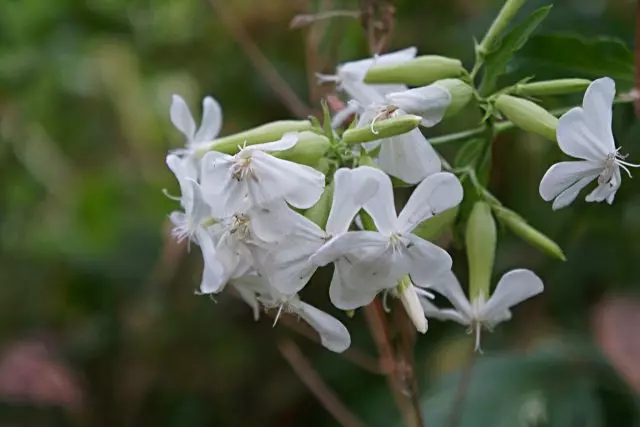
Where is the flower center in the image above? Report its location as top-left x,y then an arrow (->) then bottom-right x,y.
230,155 -> 253,181
229,214 -> 251,239
370,105 -> 399,134
388,233 -> 406,256
599,147 -> 640,186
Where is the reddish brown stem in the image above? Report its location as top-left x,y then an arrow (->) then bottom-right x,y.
635,0 -> 640,116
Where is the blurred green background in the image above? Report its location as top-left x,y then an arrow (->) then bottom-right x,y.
1,0 -> 640,426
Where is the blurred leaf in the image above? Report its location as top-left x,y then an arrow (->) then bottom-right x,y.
480,6 -> 552,95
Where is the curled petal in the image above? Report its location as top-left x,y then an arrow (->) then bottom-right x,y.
539,160 -> 600,207
385,84 -> 451,127
296,301 -> 351,353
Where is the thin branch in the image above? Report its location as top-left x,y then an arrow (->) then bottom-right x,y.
279,339 -> 368,427
209,0 -> 314,118
635,0 -> 640,116
446,348 -> 477,427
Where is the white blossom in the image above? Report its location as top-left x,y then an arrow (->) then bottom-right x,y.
539,77 -> 639,210
311,167 -> 463,309
170,94 -> 223,151
420,270 -> 544,351
200,133 -> 325,217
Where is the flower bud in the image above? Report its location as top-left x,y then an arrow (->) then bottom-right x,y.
514,79 -> 591,97
397,276 -> 427,333
494,94 -> 558,141
364,55 -> 465,86
412,206 -> 459,241
466,201 -> 496,301
434,79 -> 474,118
493,206 -> 566,261
342,115 -> 421,144
274,131 -> 330,166
303,180 -> 334,228
198,120 -> 313,156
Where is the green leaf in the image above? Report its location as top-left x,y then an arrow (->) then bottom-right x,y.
511,33 -> 635,84
480,6 -> 552,95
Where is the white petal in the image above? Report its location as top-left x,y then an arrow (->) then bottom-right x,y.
247,132 -> 298,153
361,168 -> 399,234
586,166 -> 621,203
582,77 -> 616,154
385,85 -> 451,127
398,172 -> 463,233
200,150 -> 234,195
296,301 -> 351,352
553,175 -> 598,210
232,282 -> 260,321
170,94 -> 196,141
378,129 -> 441,184
310,231 -> 388,266
329,260 -> 380,309
405,235 -> 453,285
338,47 -> 417,81
423,270 -> 473,320
481,269 -> 544,323
331,101 -> 362,128
399,285 -> 427,333
340,78 -> 386,105
248,150 -> 325,209
539,160 -> 600,202
326,167 -> 380,235
420,298 -> 469,325
195,227 -> 229,294
248,201 -> 297,243
193,96 -> 223,143
557,107 -> 609,161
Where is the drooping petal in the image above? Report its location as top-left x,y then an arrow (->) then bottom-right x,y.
423,271 -> 473,320
248,201 -> 297,243
557,107 -> 609,162
539,160 -> 600,203
331,100 -> 362,128
325,167 -> 380,235
377,129 -> 441,184
480,269 -> 544,325
338,47 -> 417,81
586,166 -> 620,203
248,150 -> 325,209
552,175 -> 598,210
247,132 -> 299,153
310,231 -> 388,266
193,96 -> 223,143
231,282 -> 261,321
420,298 -> 470,325
398,284 -> 428,333
405,235 -> 453,285
385,84 -> 451,127
361,167 -> 399,234
340,78 -> 387,106
296,301 -> 351,353
195,227 -> 229,294
582,77 -> 616,154
398,172 -> 463,233
170,95 -> 196,141
329,259 -> 381,309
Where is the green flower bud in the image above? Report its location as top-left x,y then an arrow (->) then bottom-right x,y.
514,79 -> 591,97
494,94 -> 558,141
412,206 -> 459,241
466,201 -> 496,301
364,55 -> 465,86
197,120 -> 313,156
342,115 -> 421,145
274,131 -> 330,166
493,205 -> 566,261
303,180 -> 333,228
477,0 -> 526,57
434,78 -> 474,118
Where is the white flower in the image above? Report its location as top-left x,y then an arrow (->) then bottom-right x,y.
230,274 -> 351,353
200,133 -> 325,217
539,77 -> 639,210
257,167 -> 380,296
311,167 -> 462,309
170,94 -> 223,151
420,270 -> 544,351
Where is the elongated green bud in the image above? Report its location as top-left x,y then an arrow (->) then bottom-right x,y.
197,120 -> 313,156
466,202 -> 496,301
514,79 -> 591,97
495,94 -> 558,141
477,0 -> 527,57
343,115 -> 421,144
303,180 -> 333,228
493,206 -> 566,261
434,79 -> 474,118
412,206 -> 459,241
274,131 -> 330,166
364,56 -> 465,86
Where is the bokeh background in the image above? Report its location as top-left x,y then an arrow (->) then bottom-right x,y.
1,0 -> 640,426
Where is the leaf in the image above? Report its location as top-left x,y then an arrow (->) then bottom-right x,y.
511,33 -> 635,84
454,138 -> 484,169
480,6 -> 552,95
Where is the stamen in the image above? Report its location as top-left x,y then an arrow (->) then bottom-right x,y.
272,303 -> 285,327
414,287 -> 435,300
474,323 -> 483,353
162,188 -> 181,201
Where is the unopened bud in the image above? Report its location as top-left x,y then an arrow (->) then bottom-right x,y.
493,206 -> 566,261
412,206 -> 459,241
466,202 -> 496,301
397,276 -> 427,334
274,131 -> 330,166
364,55 -> 465,86
434,79 -> 474,118
494,94 -> 558,141
197,120 -> 313,156
304,180 -> 334,228
342,115 -> 421,144
514,79 -> 591,97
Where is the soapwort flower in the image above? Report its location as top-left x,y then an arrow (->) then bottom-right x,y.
200,133 -> 325,216
539,77 -> 640,210
170,94 -> 223,151
420,270 -> 544,351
